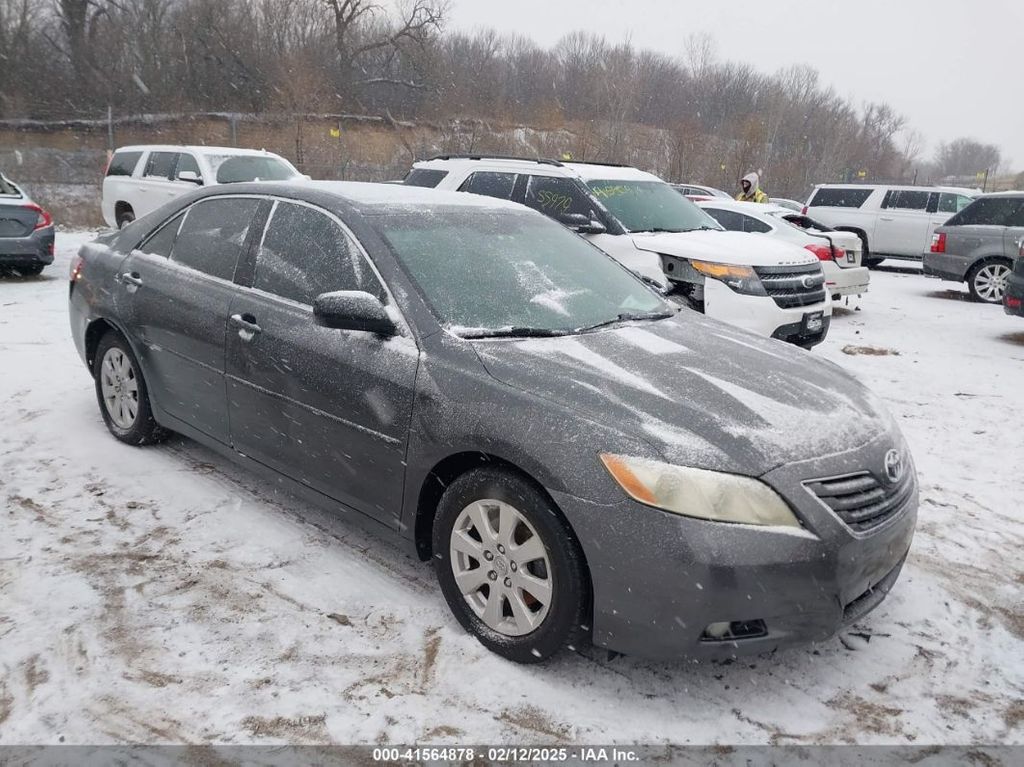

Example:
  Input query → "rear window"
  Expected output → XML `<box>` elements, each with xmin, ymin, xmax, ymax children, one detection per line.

<box><xmin>208</xmin><ymin>155</ymin><xmax>295</xmax><ymax>184</ymax></box>
<box><xmin>0</xmin><ymin>175</ymin><xmax>20</xmax><ymax>196</ymax></box>
<box><xmin>947</xmin><ymin>197</ymin><xmax>1024</xmax><ymax>227</ymax></box>
<box><xmin>808</xmin><ymin>188</ymin><xmax>873</xmax><ymax>208</ymax></box>
<box><xmin>403</xmin><ymin>168</ymin><xmax>449</xmax><ymax>188</ymax></box>
<box><xmin>106</xmin><ymin>151</ymin><xmax>143</xmax><ymax>177</ymax></box>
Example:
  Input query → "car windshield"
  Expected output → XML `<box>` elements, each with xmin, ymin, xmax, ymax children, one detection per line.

<box><xmin>207</xmin><ymin>154</ymin><xmax>296</xmax><ymax>184</ymax></box>
<box><xmin>587</xmin><ymin>179</ymin><xmax>723</xmax><ymax>233</ymax></box>
<box><xmin>374</xmin><ymin>207</ymin><xmax>672</xmax><ymax>335</ymax></box>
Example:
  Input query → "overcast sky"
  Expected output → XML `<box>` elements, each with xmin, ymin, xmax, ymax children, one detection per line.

<box><xmin>451</xmin><ymin>0</ymin><xmax>1023</xmax><ymax>172</ymax></box>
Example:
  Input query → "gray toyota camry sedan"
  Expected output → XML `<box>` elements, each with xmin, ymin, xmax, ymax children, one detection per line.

<box><xmin>69</xmin><ymin>181</ymin><xmax>917</xmax><ymax>663</ymax></box>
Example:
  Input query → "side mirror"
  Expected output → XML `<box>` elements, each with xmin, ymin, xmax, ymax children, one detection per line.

<box><xmin>313</xmin><ymin>290</ymin><xmax>396</xmax><ymax>335</ymax></box>
<box><xmin>178</xmin><ymin>170</ymin><xmax>203</xmax><ymax>185</ymax></box>
<box><xmin>559</xmin><ymin>212</ymin><xmax>607</xmax><ymax>235</ymax></box>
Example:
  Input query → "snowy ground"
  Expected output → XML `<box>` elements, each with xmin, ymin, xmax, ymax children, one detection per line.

<box><xmin>1</xmin><ymin>232</ymin><xmax>1022</xmax><ymax>746</ymax></box>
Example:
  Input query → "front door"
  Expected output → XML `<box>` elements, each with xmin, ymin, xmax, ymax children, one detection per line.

<box><xmin>225</xmin><ymin>200</ymin><xmax>418</xmax><ymax>527</ymax></box>
<box><xmin>873</xmin><ymin>189</ymin><xmax>932</xmax><ymax>256</ymax></box>
<box><xmin>116</xmin><ymin>196</ymin><xmax>264</xmax><ymax>443</ymax></box>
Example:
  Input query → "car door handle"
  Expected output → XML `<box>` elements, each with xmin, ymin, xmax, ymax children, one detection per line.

<box><xmin>879</xmin><ymin>216</ymin><xmax>894</xmax><ymax>221</ymax></box>
<box><xmin>119</xmin><ymin>272</ymin><xmax>143</xmax><ymax>292</ymax></box>
<box><xmin>229</xmin><ymin>313</ymin><xmax>262</xmax><ymax>340</ymax></box>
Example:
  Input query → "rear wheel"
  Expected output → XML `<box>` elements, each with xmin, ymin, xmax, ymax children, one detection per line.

<box><xmin>855</xmin><ymin>232</ymin><xmax>883</xmax><ymax>268</ymax></box>
<box><xmin>116</xmin><ymin>206</ymin><xmax>135</xmax><ymax>229</ymax></box>
<box><xmin>432</xmin><ymin>468</ymin><xmax>589</xmax><ymax>663</ymax></box>
<box><xmin>967</xmin><ymin>259</ymin><xmax>1012</xmax><ymax>303</ymax></box>
<box><xmin>14</xmin><ymin>264</ymin><xmax>44</xmax><ymax>277</ymax></box>
<box><xmin>94</xmin><ymin>331</ymin><xmax>169</xmax><ymax>445</ymax></box>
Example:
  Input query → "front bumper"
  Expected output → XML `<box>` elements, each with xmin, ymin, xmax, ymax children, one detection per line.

<box><xmin>554</xmin><ymin>432</ymin><xmax>917</xmax><ymax>661</ymax></box>
<box><xmin>701</xmin><ymin>279</ymin><xmax>832</xmax><ymax>348</ymax></box>
<box><xmin>0</xmin><ymin>226</ymin><xmax>55</xmax><ymax>268</ymax></box>
<box><xmin>923</xmin><ymin>251</ymin><xmax>968</xmax><ymax>282</ymax></box>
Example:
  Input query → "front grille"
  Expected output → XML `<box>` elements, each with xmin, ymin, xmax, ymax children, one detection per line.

<box><xmin>754</xmin><ymin>263</ymin><xmax>827</xmax><ymax>308</ymax></box>
<box><xmin>805</xmin><ymin>470</ymin><xmax>914</xmax><ymax>532</ymax></box>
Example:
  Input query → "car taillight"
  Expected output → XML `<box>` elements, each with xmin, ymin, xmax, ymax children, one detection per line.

<box><xmin>23</xmin><ymin>203</ymin><xmax>53</xmax><ymax>230</ymax></box>
<box><xmin>804</xmin><ymin>243</ymin><xmax>833</xmax><ymax>261</ymax></box>
<box><xmin>1007</xmin><ymin>296</ymin><xmax>1022</xmax><ymax>309</ymax></box>
<box><xmin>70</xmin><ymin>254</ymin><xmax>84</xmax><ymax>282</ymax></box>
<box><xmin>802</xmin><ymin>205</ymin><xmax>808</xmax><ymax>215</ymax></box>
<box><xmin>930</xmin><ymin>232</ymin><xmax>946</xmax><ymax>253</ymax></box>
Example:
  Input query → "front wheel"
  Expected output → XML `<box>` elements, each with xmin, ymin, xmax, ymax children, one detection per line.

<box><xmin>116</xmin><ymin>207</ymin><xmax>135</xmax><ymax>229</ymax></box>
<box><xmin>94</xmin><ymin>331</ymin><xmax>169</xmax><ymax>445</ymax></box>
<box><xmin>432</xmin><ymin>468</ymin><xmax>589</xmax><ymax>663</ymax></box>
<box><xmin>967</xmin><ymin>260</ymin><xmax>1011</xmax><ymax>303</ymax></box>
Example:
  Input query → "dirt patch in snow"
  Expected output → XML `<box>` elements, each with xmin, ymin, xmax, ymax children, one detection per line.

<box><xmin>497</xmin><ymin>703</ymin><xmax>572</xmax><ymax>741</ymax></box>
<box><xmin>996</xmin><ymin>331</ymin><xmax>1024</xmax><ymax>347</ymax></box>
<box><xmin>841</xmin><ymin>345</ymin><xmax>900</xmax><ymax>356</ymax></box>
<box><xmin>241</xmin><ymin>714</ymin><xmax>329</xmax><ymax>743</ymax></box>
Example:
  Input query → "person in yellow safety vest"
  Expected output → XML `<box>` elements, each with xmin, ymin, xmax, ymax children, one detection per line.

<box><xmin>737</xmin><ymin>172</ymin><xmax>769</xmax><ymax>203</ymax></box>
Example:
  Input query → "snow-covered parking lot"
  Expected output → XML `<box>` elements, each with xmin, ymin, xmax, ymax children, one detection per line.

<box><xmin>1</xmin><ymin>231</ymin><xmax>1022</xmax><ymax>746</ymax></box>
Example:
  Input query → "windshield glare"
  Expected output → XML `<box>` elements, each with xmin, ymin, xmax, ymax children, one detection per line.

<box><xmin>588</xmin><ymin>179</ymin><xmax>723</xmax><ymax>233</ymax></box>
<box><xmin>209</xmin><ymin>155</ymin><xmax>296</xmax><ymax>184</ymax></box>
<box><xmin>376</xmin><ymin>208</ymin><xmax>670</xmax><ymax>334</ymax></box>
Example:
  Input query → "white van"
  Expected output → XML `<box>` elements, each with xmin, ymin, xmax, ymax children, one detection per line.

<box><xmin>804</xmin><ymin>184</ymin><xmax>978</xmax><ymax>266</ymax></box>
<box><xmin>406</xmin><ymin>156</ymin><xmax>833</xmax><ymax>348</ymax></box>
<box><xmin>101</xmin><ymin>145</ymin><xmax>303</xmax><ymax>229</ymax></box>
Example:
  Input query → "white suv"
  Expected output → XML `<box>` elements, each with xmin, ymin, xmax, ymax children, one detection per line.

<box><xmin>804</xmin><ymin>184</ymin><xmax>977</xmax><ymax>266</ymax></box>
<box><xmin>101</xmin><ymin>145</ymin><xmax>303</xmax><ymax>229</ymax></box>
<box><xmin>406</xmin><ymin>156</ymin><xmax>833</xmax><ymax>347</ymax></box>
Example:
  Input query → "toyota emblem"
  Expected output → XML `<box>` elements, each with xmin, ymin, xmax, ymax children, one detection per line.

<box><xmin>883</xmin><ymin>449</ymin><xmax>904</xmax><ymax>484</ymax></box>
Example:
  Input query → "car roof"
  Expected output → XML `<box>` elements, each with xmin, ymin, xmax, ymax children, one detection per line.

<box><xmin>698</xmin><ymin>199</ymin><xmax>791</xmax><ymax>216</ymax></box>
<box><xmin>976</xmin><ymin>190</ymin><xmax>1024</xmax><ymax>198</ymax></box>
<box><xmin>287</xmin><ymin>180</ymin><xmax>525</xmax><ymax>212</ymax></box>
<box><xmin>812</xmin><ymin>183</ymin><xmax>979</xmax><ymax>195</ymax></box>
<box><xmin>412</xmin><ymin>155</ymin><xmax>664</xmax><ymax>183</ymax></box>
<box><xmin>113</xmin><ymin>144</ymin><xmax>286</xmax><ymax>158</ymax></box>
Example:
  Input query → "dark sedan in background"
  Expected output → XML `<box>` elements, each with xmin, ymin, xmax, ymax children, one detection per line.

<box><xmin>0</xmin><ymin>172</ymin><xmax>55</xmax><ymax>276</ymax></box>
<box><xmin>68</xmin><ymin>181</ymin><xmax>917</xmax><ymax>663</ymax></box>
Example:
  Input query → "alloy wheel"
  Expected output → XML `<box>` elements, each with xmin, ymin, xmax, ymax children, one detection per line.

<box><xmin>973</xmin><ymin>263</ymin><xmax>1010</xmax><ymax>303</ymax></box>
<box><xmin>449</xmin><ymin>499</ymin><xmax>553</xmax><ymax>636</ymax></box>
<box><xmin>99</xmin><ymin>347</ymin><xmax>139</xmax><ymax>429</ymax></box>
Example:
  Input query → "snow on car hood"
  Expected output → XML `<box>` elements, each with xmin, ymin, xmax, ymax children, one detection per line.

<box><xmin>472</xmin><ymin>312</ymin><xmax>895</xmax><ymax>477</ymax></box>
<box><xmin>631</xmin><ymin>229</ymin><xmax>817</xmax><ymax>267</ymax></box>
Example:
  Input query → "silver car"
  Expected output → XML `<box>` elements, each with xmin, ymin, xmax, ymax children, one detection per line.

<box><xmin>924</xmin><ymin>192</ymin><xmax>1024</xmax><ymax>303</ymax></box>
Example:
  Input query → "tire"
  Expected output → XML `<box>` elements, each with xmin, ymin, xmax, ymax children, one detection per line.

<box><xmin>966</xmin><ymin>259</ymin><xmax>1012</xmax><ymax>304</ymax></box>
<box><xmin>15</xmin><ymin>264</ymin><xmax>44</xmax><ymax>277</ymax></box>
<box><xmin>116</xmin><ymin>207</ymin><xmax>135</xmax><ymax>229</ymax></box>
<box><xmin>854</xmin><ymin>232</ymin><xmax>883</xmax><ymax>268</ymax></box>
<box><xmin>93</xmin><ymin>330</ymin><xmax>169</xmax><ymax>445</ymax></box>
<box><xmin>432</xmin><ymin>467</ymin><xmax>589</xmax><ymax>663</ymax></box>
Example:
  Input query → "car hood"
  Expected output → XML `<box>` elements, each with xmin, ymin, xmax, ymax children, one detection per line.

<box><xmin>472</xmin><ymin>313</ymin><xmax>894</xmax><ymax>477</ymax></box>
<box><xmin>631</xmin><ymin>229</ymin><xmax>817</xmax><ymax>267</ymax></box>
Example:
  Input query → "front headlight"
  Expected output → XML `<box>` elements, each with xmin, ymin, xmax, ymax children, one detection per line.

<box><xmin>600</xmin><ymin>453</ymin><xmax>800</xmax><ymax>527</ymax></box>
<box><xmin>691</xmin><ymin>260</ymin><xmax>767</xmax><ymax>296</ymax></box>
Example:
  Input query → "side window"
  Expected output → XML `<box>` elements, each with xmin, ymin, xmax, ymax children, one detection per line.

<box><xmin>144</xmin><ymin>152</ymin><xmax>178</xmax><ymax>180</ymax></box>
<box><xmin>458</xmin><ymin>172</ymin><xmax>517</xmax><ymax>200</ymax></box>
<box><xmin>253</xmin><ymin>202</ymin><xmax>381</xmax><ymax>305</ymax></box>
<box><xmin>176</xmin><ymin>153</ymin><xmax>202</xmax><ymax>181</ymax></box>
<box><xmin>138</xmin><ymin>212</ymin><xmax>185</xmax><ymax>258</ymax></box>
<box><xmin>522</xmin><ymin>176</ymin><xmax>595</xmax><ymax>221</ymax></box>
<box><xmin>741</xmin><ymin>214</ymin><xmax>772</xmax><ymax>233</ymax></box>
<box><xmin>891</xmin><ymin>190</ymin><xmax>929</xmax><ymax>211</ymax></box>
<box><xmin>937</xmin><ymin>193</ymin><xmax>961</xmax><ymax>214</ymax></box>
<box><xmin>809</xmin><ymin>187</ymin><xmax>873</xmax><ymax>208</ymax></box>
<box><xmin>703</xmin><ymin>208</ymin><xmax>743</xmax><ymax>231</ymax></box>
<box><xmin>106</xmin><ymin>151</ymin><xmax>142</xmax><ymax>177</ymax></box>
<box><xmin>403</xmin><ymin>168</ymin><xmax>448</xmax><ymax>188</ymax></box>
<box><xmin>947</xmin><ymin>198</ymin><xmax>1023</xmax><ymax>226</ymax></box>
<box><xmin>171</xmin><ymin>197</ymin><xmax>260</xmax><ymax>281</ymax></box>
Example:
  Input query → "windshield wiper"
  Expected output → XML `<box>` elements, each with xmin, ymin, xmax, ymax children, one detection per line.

<box><xmin>576</xmin><ymin>310</ymin><xmax>677</xmax><ymax>333</ymax></box>
<box><xmin>633</xmin><ymin>227</ymin><xmax>686</xmax><ymax>234</ymax></box>
<box><xmin>458</xmin><ymin>326</ymin><xmax>571</xmax><ymax>339</ymax></box>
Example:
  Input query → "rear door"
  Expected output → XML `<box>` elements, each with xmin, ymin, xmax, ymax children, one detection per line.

<box><xmin>873</xmin><ymin>189</ymin><xmax>931</xmax><ymax>256</ymax></box>
<box><xmin>225</xmin><ymin>200</ymin><xmax>418</xmax><ymax>527</ymax></box>
<box><xmin>116</xmin><ymin>196</ymin><xmax>265</xmax><ymax>443</ymax></box>
<box><xmin>135</xmin><ymin>151</ymin><xmax>181</xmax><ymax>218</ymax></box>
